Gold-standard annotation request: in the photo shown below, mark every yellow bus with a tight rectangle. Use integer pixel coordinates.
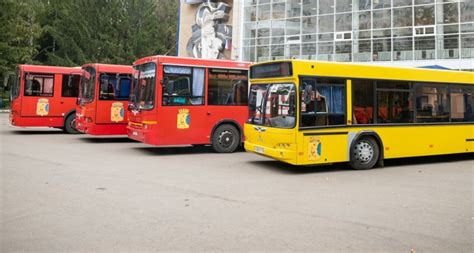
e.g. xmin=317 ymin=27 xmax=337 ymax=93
xmin=244 ymin=60 xmax=473 ymax=169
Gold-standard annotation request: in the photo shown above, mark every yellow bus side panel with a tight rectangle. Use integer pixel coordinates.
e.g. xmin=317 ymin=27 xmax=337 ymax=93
xmin=298 ymin=133 xmax=348 ymax=165
xmin=250 ymin=125 xmax=473 ymax=166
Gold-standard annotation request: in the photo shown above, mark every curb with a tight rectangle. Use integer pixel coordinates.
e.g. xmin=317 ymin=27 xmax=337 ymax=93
xmin=0 ymin=110 xmax=11 ymax=113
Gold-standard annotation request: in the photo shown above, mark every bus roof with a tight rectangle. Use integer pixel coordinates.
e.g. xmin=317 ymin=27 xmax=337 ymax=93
xmin=133 ymin=55 xmax=250 ymax=70
xmin=251 ymin=60 xmax=474 ymax=85
xmin=17 ymin=64 xmax=81 ymax=75
xmin=81 ymin=63 xmax=133 ymax=74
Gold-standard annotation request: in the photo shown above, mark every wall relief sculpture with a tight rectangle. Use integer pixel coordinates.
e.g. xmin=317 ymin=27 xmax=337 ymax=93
xmin=185 ymin=0 xmax=232 ymax=59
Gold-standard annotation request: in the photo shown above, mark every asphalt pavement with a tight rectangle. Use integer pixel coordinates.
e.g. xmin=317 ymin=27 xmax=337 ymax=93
xmin=1 ymin=113 xmax=473 ymax=252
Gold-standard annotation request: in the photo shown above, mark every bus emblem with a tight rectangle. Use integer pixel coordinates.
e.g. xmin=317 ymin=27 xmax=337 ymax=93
xmin=177 ymin=109 xmax=190 ymax=129
xmin=111 ymin=102 xmax=124 ymax=122
xmin=308 ymin=137 xmax=322 ymax=161
xmin=36 ymin=98 xmax=49 ymax=116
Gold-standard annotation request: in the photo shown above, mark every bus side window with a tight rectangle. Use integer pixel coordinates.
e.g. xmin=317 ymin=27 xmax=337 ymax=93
xmin=208 ymin=68 xmax=248 ymax=106
xmin=24 ymin=73 xmax=54 ymax=97
xmin=300 ymin=78 xmax=346 ymax=127
xmin=61 ymin=74 xmax=80 ymax=97
xmin=451 ymin=86 xmax=474 ymax=122
xmin=376 ymin=81 xmax=414 ymax=123
xmin=352 ymin=80 xmax=375 ymax=124
xmin=162 ymin=66 xmax=204 ymax=106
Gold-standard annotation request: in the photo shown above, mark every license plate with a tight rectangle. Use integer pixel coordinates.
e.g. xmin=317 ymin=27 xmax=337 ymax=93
xmin=132 ymin=131 xmax=138 ymax=136
xmin=254 ymin=146 xmax=264 ymax=154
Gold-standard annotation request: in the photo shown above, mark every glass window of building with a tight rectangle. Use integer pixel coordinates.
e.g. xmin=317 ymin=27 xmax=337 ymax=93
xmin=357 ymin=0 xmax=371 ymax=11
xmin=393 ymin=0 xmax=412 ymax=7
xmin=303 ymin=0 xmax=318 ymax=16
xmin=415 ymin=0 xmax=434 ymax=5
xmin=272 ymin=2 xmax=286 ymax=19
xmin=336 ymin=13 xmax=352 ymax=31
xmin=373 ymin=38 xmax=392 ymax=61
xmin=393 ymin=7 xmax=413 ymax=27
xmin=393 ymin=37 xmax=413 ymax=61
xmin=258 ymin=4 xmax=271 ymax=21
xmin=461 ymin=34 xmax=474 ymax=59
xmin=335 ymin=41 xmax=352 ymax=61
xmin=373 ymin=0 xmax=390 ymax=9
xmin=286 ymin=18 xmax=301 ymax=36
xmin=353 ymin=39 xmax=371 ymax=61
xmin=356 ymin=11 xmax=371 ymax=30
xmin=303 ymin=16 xmax=317 ymax=34
xmin=415 ymin=36 xmax=436 ymax=60
xmin=437 ymin=34 xmax=459 ymax=59
xmin=302 ymin=43 xmax=317 ymax=59
xmin=336 ymin=0 xmax=352 ymax=13
xmin=437 ymin=3 xmax=458 ymax=24
xmin=460 ymin=1 xmax=474 ymax=23
xmin=287 ymin=0 xmax=302 ymax=18
xmin=244 ymin=6 xmax=257 ymax=22
xmin=319 ymin=0 xmax=335 ymax=14
xmin=257 ymin=20 xmax=271 ymax=37
xmin=319 ymin=15 xmax=334 ymax=33
xmin=415 ymin=5 xmax=435 ymax=26
xmin=373 ymin=9 xmax=391 ymax=29
xmin=271 ymin=45 xmax=284 ymax=59
xmin=318 ymin=42 xmax=334 ymax=60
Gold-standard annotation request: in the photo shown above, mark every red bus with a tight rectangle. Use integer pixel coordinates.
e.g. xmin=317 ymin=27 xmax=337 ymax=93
xmin=76 ymin=64 xmax=133 ymax=135
xmin=127 ymin=56 xmax=250 ymax=153
xmin=9 ymin=65 xmax=82 ymax=133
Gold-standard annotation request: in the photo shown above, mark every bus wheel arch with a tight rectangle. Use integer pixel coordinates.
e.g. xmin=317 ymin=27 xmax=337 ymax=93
xmin=349 ymin=131 xmax=384 ymax=169
xmin=210 ymin=120 xmax=242 ymax=153
xmin=63 ymin=110 xmax=80 ymax=134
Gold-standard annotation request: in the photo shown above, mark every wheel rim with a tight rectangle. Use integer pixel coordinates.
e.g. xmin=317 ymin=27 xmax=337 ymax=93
xmin=218 ymin=130 xmax=235 ymax=149
xmin=70 ymin=118 xmax=77 ymax=130
xmin=354 ymin=140 xmax=374 ymax=164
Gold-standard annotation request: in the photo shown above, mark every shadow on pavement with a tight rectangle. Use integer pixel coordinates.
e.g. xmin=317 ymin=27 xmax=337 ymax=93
xmin=9 ymin=130 xmax=65 ymax=135
xmin=132 ymin=145 xmax=245 ymax=156
xmin=248 ymin=153 xmax=473 ymax=174
xmin=79 ymin=137 xmax=137 ymax=143
xmin=383 ymin=153 xmax=473 ymax=167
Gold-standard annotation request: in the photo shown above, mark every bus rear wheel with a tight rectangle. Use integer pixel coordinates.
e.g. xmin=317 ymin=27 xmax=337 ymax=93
xmin=64 ymin=113 xmax=80 ymax=134
xmin=349 ymin=137 xmax=379 ymax=170
xmin=211 ymin=124 xmax=240 ymax=153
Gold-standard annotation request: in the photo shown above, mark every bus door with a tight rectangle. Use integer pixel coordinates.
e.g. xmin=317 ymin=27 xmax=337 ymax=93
xmin=59 ymin=74 xmax=81 ymax=113
xmin=20 ymin=72 xmax=62 ymax=117
xmin=94 ymin=73 xmax=131 ymax=124
xmin=159 ymin=66 xmax=208 ymax=144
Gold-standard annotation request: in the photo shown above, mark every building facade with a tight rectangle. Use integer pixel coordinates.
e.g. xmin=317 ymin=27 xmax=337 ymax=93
xmin=179 ymin=0 xmax=474 ymax=70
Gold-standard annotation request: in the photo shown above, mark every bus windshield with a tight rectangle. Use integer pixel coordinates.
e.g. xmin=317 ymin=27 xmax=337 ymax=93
xmin=79 ymin=67 xmax=96 ymax=105
xmin=248 ymin=83 xmax=296 ymax=128
xmin=11 ymin=67 xmax=20 ymax=100
xmin=132 ymin=62 xmax=156 ymax=110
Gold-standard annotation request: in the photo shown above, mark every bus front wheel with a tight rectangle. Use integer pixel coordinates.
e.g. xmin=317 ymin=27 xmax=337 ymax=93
xmin=211 ymin=124 xmax=240 ymax=153
xmin=64 ymin=113 xmax=80 ymax=134
xmin=349 ymin=137 xmax=380 ymax=170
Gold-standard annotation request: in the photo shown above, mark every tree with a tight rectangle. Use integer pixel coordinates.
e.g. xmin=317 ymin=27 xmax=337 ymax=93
xmin=0 ymin=0 xmax=43 ymax=77
xmin=40 ymin=0 xmax=178 ymax=67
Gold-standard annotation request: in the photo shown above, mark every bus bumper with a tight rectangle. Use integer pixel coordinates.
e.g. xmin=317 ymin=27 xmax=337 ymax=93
xmin=244 ymin=141 xmax=297 ymax=164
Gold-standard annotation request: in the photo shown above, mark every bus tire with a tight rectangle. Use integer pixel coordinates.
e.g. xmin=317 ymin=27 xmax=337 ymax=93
xmin=64 ymin=113 xmax=80 ymax=134
xmin=211 ymin=124 xmax=240 ymax=153
xmin=349 ymin=136 xmax=379 ymax=170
